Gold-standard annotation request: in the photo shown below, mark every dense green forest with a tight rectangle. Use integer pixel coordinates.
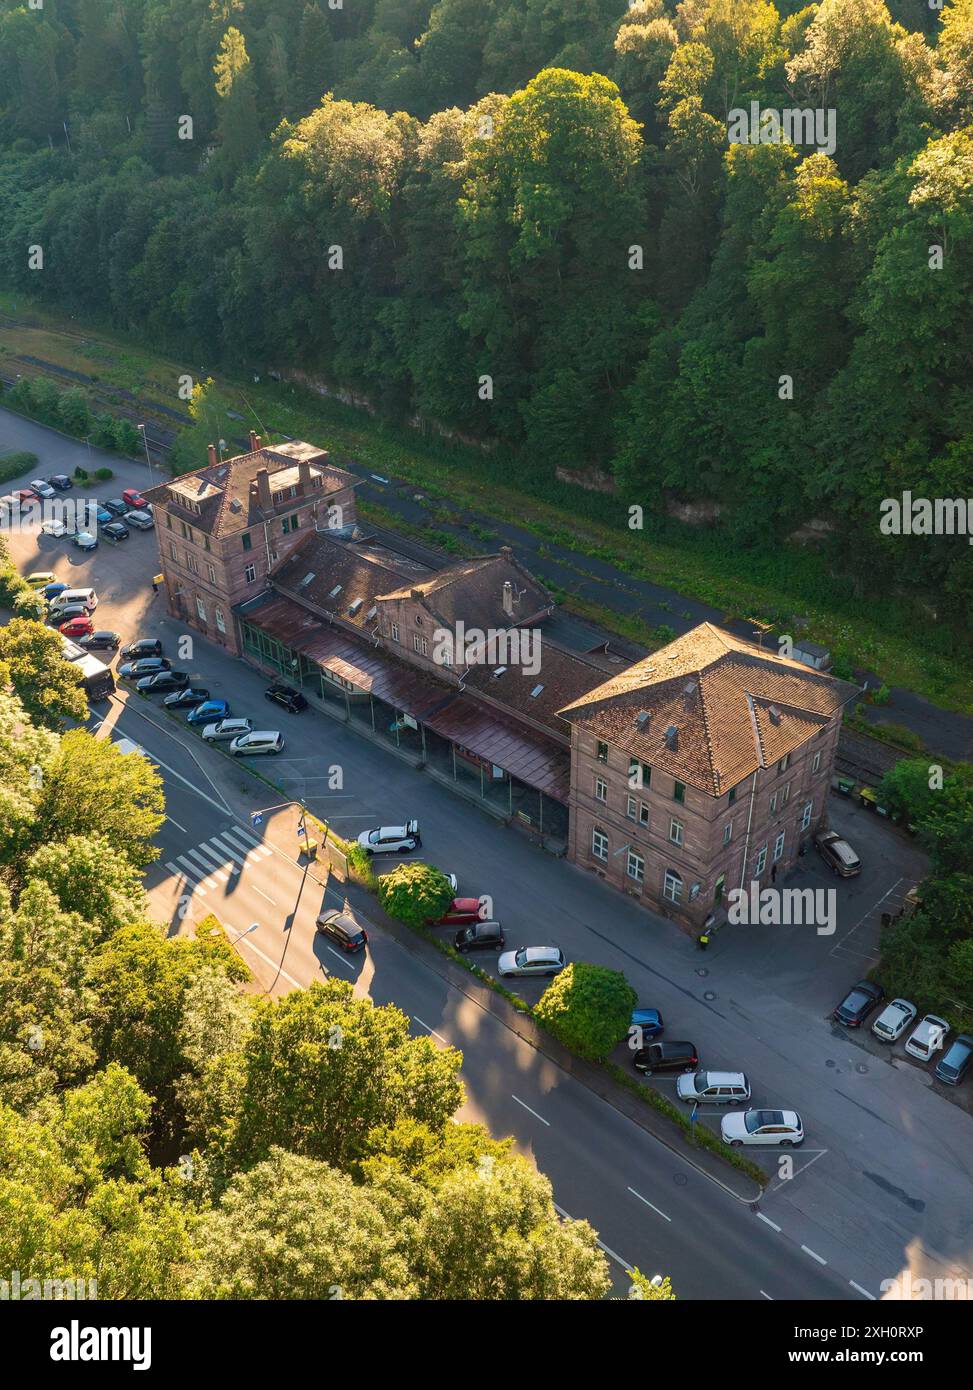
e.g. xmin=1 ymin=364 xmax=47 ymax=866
xmin=1 ymin=0 xmax=972 ymax=628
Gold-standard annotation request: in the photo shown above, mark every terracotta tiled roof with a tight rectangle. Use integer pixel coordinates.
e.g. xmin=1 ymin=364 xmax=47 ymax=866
xmin=270 ymin=531 xmax=432 ymax=633
xmin=558 ymin=623 xmax=858 ymax=795
xmin=461 ymin=641 xmax=608 ymax=739
xmin=378 ymin=551 xmax=554 ymax=632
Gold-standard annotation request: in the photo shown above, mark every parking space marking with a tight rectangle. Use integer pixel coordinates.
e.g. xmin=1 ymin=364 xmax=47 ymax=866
xmin=829 ymin=876 xmax=905 ymax=963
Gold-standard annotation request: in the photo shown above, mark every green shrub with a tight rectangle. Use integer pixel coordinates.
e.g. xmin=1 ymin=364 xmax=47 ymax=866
xmin=112 ymin=418 xmax=141 ymax=455
xmin=94 ymin=466 xmax=113 ymax=480
xmin=57 ymin=387 xmax=92 ymax=437
xmin=377 ymin=860 xmax=454 ymax=928
xmin=535 ymin=962 xmax=637 ymax=1061
xmin=0 ymin=450 xmax=39 ymax=483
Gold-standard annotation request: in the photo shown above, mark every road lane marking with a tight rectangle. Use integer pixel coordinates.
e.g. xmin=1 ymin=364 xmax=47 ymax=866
xmin=627 ymin=1187 xmax=671 ymax=1222
xmin=511 ymin=1094 xmax=550 ymax=1126
xmin=413 ymin=1015 xmax=449 ymax=1044
xmin=165 ymin=858 xmax=211 ymax=892
xmin=552 ymin=1203 xmax=632 ymax=1274
xmin=757 ymin=1212 xmax=782 ymax=1233
xmin=326 ymin=946 xmax=353 ymax=970
xmin=166 ymin=815 xmax=187 ymax=833
xmin=253 ymin=886 xmax=276 ymax=905
xmin=223 ymin=826 xmax=272 ymax=858
xmin=849 ymin=1280 xmax=876 ymax=1300
xmin=801 ymin=1245 xmax=827 ymax=1265
xmin=760 ymin=1290 xmax=773 ymax=1300
xmin=191 ymin=843 xmax=233 ymax=875
xmin=184 ymin=848 xmax=226 ymax=884
xmin=233 ymin=932 xmax=303 ymax=990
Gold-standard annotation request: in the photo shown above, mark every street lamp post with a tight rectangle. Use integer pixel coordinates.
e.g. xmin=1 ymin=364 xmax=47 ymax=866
xmin=137 ymin=423 xmax=154 ymax=488
xmin=228 ymin=922 xmax=260 ymax=945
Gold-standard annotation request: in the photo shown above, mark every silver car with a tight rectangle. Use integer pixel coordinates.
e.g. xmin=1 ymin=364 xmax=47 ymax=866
xmin=872 ymin=998 xmax=917 ymax=1043
xmin=202 ymin=718 xmax=253 ymax=743
xmin=497 ymin=945 xmax=566 ymax=979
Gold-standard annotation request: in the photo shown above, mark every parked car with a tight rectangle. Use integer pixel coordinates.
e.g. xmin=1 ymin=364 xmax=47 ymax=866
xmin=630 ymin=1007 xmax=664 ymax=1041
xmin=162 ymin=687 xmax=210 ymax=709
xmin=935 ymin=1034 xmax=973 ymax=1086
xmin=228 ymin=730 xmax=284 ymax=756
xmin=428 ymin=897 xmax=490 ymax=926
xmin=633 ymin=1041 xmax=698 ymax=1075
xmin=265 ymin=682 xmax=308 ymax=714
xmin=187 ymin=699 xmax=230 ymax=726
xmin=201 ymin=717 xmax=252 ymax=743
xmin=120 ymin=638 xmax=163 ymax=660
xmin=76 ymin=630 xmax=121 ymax=652
xmin=41 ymin=519 xmax=70 ymax=538
xmin=871 ymin=998 xmax=917 ymax=1043
xmin=814 ymin=829 xmax=862 ymax=877
xmin=49 ymin=586 xmax=98 ymax=614
xmin=497 ymin=945 xmax=566 ymax=978
xmin=833 ymin=979 xmax=884 ymax=1027
xmin=29 ymin=478 xmax=56 ymax=499
xmin=13 ymin=489 xmax=34 ymax=505
xmin=136 ymin=670 xmax=190 ymax=693
xmin=49 ymin=474 xmax=73 ymax=491
xmin=122 ymin=488 xmax=149 ymax=509
xmin=676 ymin=1071 xmax=751 ymax=1105
xmin=102 ymin=520 xmax=130 ymax=543
xmin=125 ymin=509 xmax=154 ymax=530
xmin=50 ymin=604 xmax=93 ymax=627
xmin=119 ymin=656 xmax=171 ymax=679
xmin=904 ymin=1014 xmax=950 ymax=1062
xmin=722 ymin=1109 xmax=804 ymax=1147
xmin=103 ymin=498 xmax=129 ymax=517
xmin=357 ymin=821 xmax=421 ymax=855
xmin=316 ymin=908 xmax=368 ymax=953
xmin=95 ymin=506 xmax=114 ymax=527
xmin=25 ymin=571 xmax=56 ymax=589
xmin=59 ymin=616 xmax=94 ymax=637
xmin=454 ymin=921 xmax=505 ymax=953
xmin=41 ymin=581 xmax=68 ymax=601
xmin=71 ymin=531 xmax=98 ymax=551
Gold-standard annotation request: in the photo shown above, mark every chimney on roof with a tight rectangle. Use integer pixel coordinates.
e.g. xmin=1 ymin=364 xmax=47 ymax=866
xmin=207 ymin=443 xmax=217 ymax=467
xmin=769 ymin=704 xmax=781 ymax=726
xmin=664 ymin=724 xmax=679 ymax=751
xmin=502 ymin=580 xmax=514 ymax=618
xmin=500 ymin=545 xmax=512 ymax=557
xmin=410 ymin=588 xmax=423 ymax=600
xmin=249 ymin=430 xmax=261 ymax=452
xmin=298 ymin=458 xmax=312 ymax=493
xmin=255 ymin=467 xmax=272 ymax=512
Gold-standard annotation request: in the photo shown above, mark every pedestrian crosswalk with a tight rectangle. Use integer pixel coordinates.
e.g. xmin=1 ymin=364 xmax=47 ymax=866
xmin=165 ymin=825 xmax=273 ymax=894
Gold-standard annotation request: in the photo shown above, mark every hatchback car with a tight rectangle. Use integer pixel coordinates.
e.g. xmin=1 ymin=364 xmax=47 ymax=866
xmin=872 ymin=998 xmax=917 ymax=1043
xmin=497 ymin=945 xmax=566 ymax=978
xmin=77 ymin=630 xmax=121 ymax=652
xmin=119 ymin=656 xmax=171 ymax=679
xmin=163 ymin=687 xmax=210 ymax=709
xmin=630 ymin=1007 xmax=664 ymax=1041
xmin=815 ymin=829 xmax=861 ymax=877
xmin=136 ymin=670 xmax=189 ymax=693
xmin=125 ymin=509 xmax=154 ymax=530
xmin=187 ymin=699 xmax=230 ymax=726
xmin=833 ymin=979 xmax=884 ymax=1027
xmin=454 ymin=921 xmax=505 ymax=953
xmin=122 ymin=488 xmax=149 ymax=509
xmin=265 ymin=683 xmax=308 ymax=713
xmin=429 ymin=897 xmax=490 ymax=926
xmin=120 ymin=638 xmax=163 ymax=660
xmin=102 ymin=520 xmax=130 ymax=543
xmin=59 ymin=615 xmax=94 ymax=637
xmin=935 ymin=1034 xmax=973 ymax=1086
xmin=633 ymin=1041 xmax=698 ymax=1075
xmin=676 ymin=1071 xmax=751 ymax=1105
xmin=316 ymin=908 xmax=368 ymax=953
xmin=41 ymin=519 xmax=70 ymax=538
xmin=29 ymin=478 xmax=56 ymax=499
xmin=42 ymin=581 xmax=69 ymax=601
xmin=904 ymin=1014 xmax=950 ymax=1062
xmin=228 ymin=730 xmax=284 ymax=756
xmin=722 ymin=1109 xmax=804 ymax=1147
xmin=357 ymin=821 xmax=421 ymax=855
xmin=50 ymin=604 xmax=92 ymax=627
xmin=201 ymin=717 xmax=252 ymax=743
xmin=25 ymin=570 xmax=57 ymax=589
xmin=95 ymin=506 xmax=114 ymax=527
xmin=72 ymin=531 xmax=98 ymax=551
xmin=49 ymin=474 xmax=73 ymax=491
xmin=104 ymin=498 xmax=129 ymax=517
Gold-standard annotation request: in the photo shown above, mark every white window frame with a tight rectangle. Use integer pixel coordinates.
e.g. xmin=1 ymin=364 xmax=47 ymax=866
xmin=812 ymin=751 xmax=821 ymax=774
xmin=390 ymin=622 xmax=399 ymax=643
xmin=663 ymin=870 xmax=682 ymax=903
xmin=669 ymin=818 xmax=683 ymax=847
xmin=773 ymin=831 xmax=785 ymax=862
xmin=594 ymin=777 xmax=608 ymax=804
xmin=195 ymin=597 xmax=207 ymax=622
xmin=244 ymin=563 xmax=256 ymax=584
xmin=626 ymin=850 xmax=645 ymax=884
xmin=769 ymin=791 xmax=778 ymax=813
xmin=755 ymin=846 xmax=767 ymax=876
xmin=215 ymin=606 xmax=226 ymax=634
xmin=722 ymin=822 xmax=732 ymax=845
xmin=207 ymin=562 xmax=217 ymax=585
xmin=626 ymin=795 xmax=637 ymax=820
xmin=591 ymin=827 xmax=608 ymax=862
xmin=801 ymin=800 xmax=813 ymax=831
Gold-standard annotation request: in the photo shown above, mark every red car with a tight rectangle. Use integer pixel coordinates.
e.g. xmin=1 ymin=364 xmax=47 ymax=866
xmin=428 ymin=896 xmax=490 ymax=926
xmin=59 ymin=616 xmax=94 ymax=637
xmin=122 ymin=488 xmax=149 ymax=509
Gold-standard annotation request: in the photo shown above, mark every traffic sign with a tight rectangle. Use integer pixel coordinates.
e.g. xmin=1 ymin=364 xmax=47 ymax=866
xmin=250 ymin=812 xmax=263 ymax=827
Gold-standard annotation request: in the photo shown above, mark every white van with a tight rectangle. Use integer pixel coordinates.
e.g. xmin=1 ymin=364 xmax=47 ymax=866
xmin=49 ymin=587 xmax=98 ymax=613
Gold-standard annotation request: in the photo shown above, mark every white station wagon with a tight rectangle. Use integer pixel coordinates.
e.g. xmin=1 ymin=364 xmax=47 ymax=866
xmin=721 ymin=1109 xmax=804 ymax=1147
xmin=498 ymin=945 xmax=566 ymax=979
xmin=202 ymin=718 xmax=253 ymax=743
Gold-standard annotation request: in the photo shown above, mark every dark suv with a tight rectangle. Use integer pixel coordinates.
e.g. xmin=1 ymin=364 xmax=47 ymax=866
xmin=633 ymin=1041 xmax=699 ymax=1074
xmin=265 ymin=682 xmax=308 ymax=714
xmin=316 ymin=909 xmax=367 ymax=953
xmin=454 ymin=921 xmax=505 ymax=953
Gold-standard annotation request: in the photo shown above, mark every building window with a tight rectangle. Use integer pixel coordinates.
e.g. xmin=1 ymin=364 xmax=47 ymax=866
xmin=663 ymin=870 xmax=682 ymax=903
xmin=186 ymin=552 xmax=198 ymax=574
xmin=596 ymin=740 xmax=609 ymax=764
xmin=780 ymin=783 xmax=790 ymax=806
xmin=196 ymin=597 xmax=207 ymax=623
xmin=207 ymin=563 xmax=217 ymax=584
xmin=773 ymin=831 xmax=785 ymax=862
xmin=673 ymin=780 xmax=686 ymax=803
xmin=812 ymin=752 xmax=821 ymax=774
xmin=390 ymin=623 xmax=399 ymax=643
xmin=244 ymin=563 xmax=256 ymax=584
xmin=626 ymin=796 xmax=637 ymax=820
xmin=669 ymin=818 xmax=683 ymax=847
xmin=778 ymin=753 xmax=790 ymax=774
xmin=728 ymin=785 xmax=736 ymax=804
xmin=592 ymin=827 xmax=608 ymax=862
xmin=169 ymin=541 xmax=177 ymax=561
xmin=242 ymin=532 xmax=252 ymax=551
xmin=282 ymin=514 xmax=299 ymax=534
xmin=713 ymin=873 xmax=725 ymax=904
xmin=413 ymin=634 xmax=428 ymax=656
xmin=627 ymin=850 xmax=645 ymax=884
xmin=755 ymin=846 xmax=767 ymax=876
xmin=215 ymin=606 xmax=226 ymax=634
xmin=722 ymin=822 xmax=732 ymax=845
xmin=639 ymin=801 xmax=650 ymax=827
xmin=801 ymin=800 xmax=813 ymax=831
xmin=166 ymin=513 xmax=172 ymax=529
xmin=769 ymin=792 xmax=778 ymax=814
xmin=594 ymin=777 xmax=608 ymax=803
xmin=629 ymin=760 xmax=651 ymax=789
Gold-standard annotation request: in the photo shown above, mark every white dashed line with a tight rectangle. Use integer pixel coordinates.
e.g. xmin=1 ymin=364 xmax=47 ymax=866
xmin=627 ymin=1187 xmax=672 ymax=1222
xmin=413 ymin=1016 xmax=449 ymax=1045
xmin=760 ymin=1290 xmax=773 ymax=1300
xmin=253 ymin=886 xmax=276 ymax=905
xmin=166 ymin=815 xmax=187 ymax=833
xmin=757 ymin=1212 xmax=782 ymax=1232
xmin=511 ymin=1094 xmax=550 ymax=1126
xmin=326 ymin=946 xmax=353 ymax=970
xmin=552 ymin=1203 xmax=632 ymax=1274
xmin=801 ymin=1245 xmax=827 ymax=1266
xmin=849 ymin=1280 xmax=876 ymax=1300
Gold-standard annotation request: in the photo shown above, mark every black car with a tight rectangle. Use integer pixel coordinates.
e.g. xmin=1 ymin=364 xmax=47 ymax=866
xmin=633 ymin=1041 xmax=699 ymax=1074
xmin=49 ymin=603 xmax=91 ymax=626
xmin=833 ymin=979 xmax=884 ymax=1027
xmin=265 ymin=683 xmax=308 ymax=713
xmin=119 ymin=656 xmax=171 ymax=679
xmin=454 ymin=921 xmax=505 ymax=953
xmin=163 ymin=686 xmax=210 ymax=709
xmin=102 ymin=520 xmax=130 ymax=543
xmin=104 ymin=497 xmax=129 ymax=517
xmin=316 ymin=909 xmax=368 ymax=953
xmin=137 ymin=670 xmax=189 ymax=693
xmin=49 ymin=474 xmax=73 ymax=491
xmin=120 ymin=638 xmax=163 ymax=661
xmin=77 ymin=630 xmax=121 ymax=651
